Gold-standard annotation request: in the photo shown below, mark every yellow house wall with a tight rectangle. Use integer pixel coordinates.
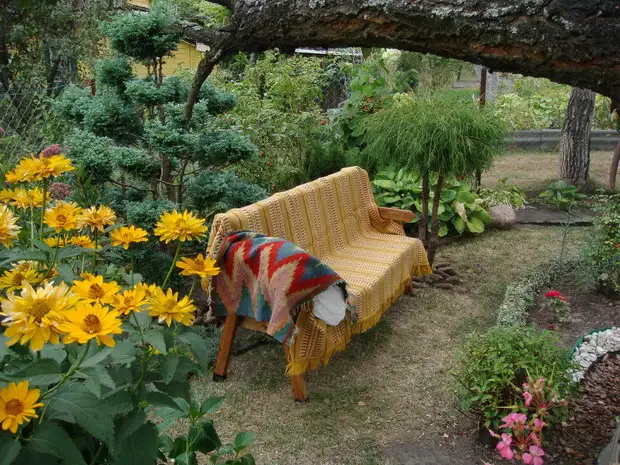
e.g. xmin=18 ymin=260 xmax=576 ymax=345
xmin=133 ymin=41 xmax=203 ymax=77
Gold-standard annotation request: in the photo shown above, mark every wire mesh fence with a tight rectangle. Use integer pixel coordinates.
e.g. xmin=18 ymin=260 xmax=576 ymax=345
xmin=0 ymin=81 xmax=70 ymax=167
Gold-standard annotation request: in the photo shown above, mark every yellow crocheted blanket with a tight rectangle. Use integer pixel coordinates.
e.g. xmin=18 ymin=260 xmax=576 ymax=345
xmin=207 ymin=166 xmax=432 ymax=375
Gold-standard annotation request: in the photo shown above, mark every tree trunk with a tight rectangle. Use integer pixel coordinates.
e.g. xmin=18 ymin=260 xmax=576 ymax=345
xmin=418 ymin=172 xmax=430 ymax=246
xmin=427 ymin=174 xmax=444 ymax=266
xmin=610 ymin=140 xmax=620 ymax=192
xmin=180 ymin=0 xmax=620 ymax=113
xmin=558 ymin=87 xmax=595 ymax=187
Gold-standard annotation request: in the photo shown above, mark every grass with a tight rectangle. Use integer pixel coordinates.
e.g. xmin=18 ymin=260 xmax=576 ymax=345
xmin=483 ymin=150 xmax=615 ymax=193
xmin=183 ymin=227 xmax=587 ymax=465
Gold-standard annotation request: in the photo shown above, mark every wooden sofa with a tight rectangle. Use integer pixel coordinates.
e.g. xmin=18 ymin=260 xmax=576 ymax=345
xmin=206 ymin=166 xmax=431 ymax=400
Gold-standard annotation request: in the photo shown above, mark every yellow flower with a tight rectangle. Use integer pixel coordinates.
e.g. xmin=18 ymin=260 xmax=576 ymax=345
xmin=0 ymin=267 xmax=44 ymax=292
xmin=44 ymin=201 xmax=82 ymax=232
xmin=0 ymin=381 xmax=44 ymax=434
xmin=68 ymin=235 xmax=98 ymax=249
xmin=176 ymin=253 xmax=221 ymax=279
xmin=0 ymin=205 xmax=20 ymax=248
xmin=0 ymin=281 xmax=78 ymax=351
xmin=11 ymin=154 xmax=74 ymax=182
xmin=9 ymin=188 xmax=47 ymax=210
xmin=154 ymin=210 xmax=207 ymax=244
xmin=147 ymin=287 xmax=195 ymax=326
xmin=110 ymin=225 xmax=148 ymax=250
xmin=58 ymin=302 xmax=123 ymax=347
xmin=0 ymin=189 xmax=15 ymax=203
xmin=134 ymin=282 xmax=159 ymax=300
xmin=72 ymin=275 xmax=120 ymax=305
xmin=43 ymin=235 xmax=69 ymax=248
xmin=112 ymin=288 xmax=147 ymax=315
xmin=77 ymin=205 xmax=117 ymax=232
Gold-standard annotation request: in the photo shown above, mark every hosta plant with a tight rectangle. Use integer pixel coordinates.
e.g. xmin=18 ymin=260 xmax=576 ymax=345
xmin=373 ymin=169 xmax=490 ymax=236
xmin=539 ymin=181 xmax=586 ymax=211
xmin=0 ymin=150 xmax=255 ymax=465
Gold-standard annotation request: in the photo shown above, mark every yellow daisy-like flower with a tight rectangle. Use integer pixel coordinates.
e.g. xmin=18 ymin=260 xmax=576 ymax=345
xmin=176 ymin=253 xmax=221 ymax=279
xmin=112 ymin=288 xmax=147 ymax=315
xmin=0 ymin=381 xmax=44 ymax=434
xmin=68 ymin=235 xmax=98 ymax=249
xmin=11 ymin=154 xmax=74 ymax=182
xmin=58 ymin=302 xmax=123 ymax=347
xmin=44 ymin=201 xmax=82 ymax=232
xmin=154 ymin=210 xmax=207 ymax=244
xmin=0 ymin=189 xmax=15 ymax=203
xmin=0 ymin=204 xmax=20 ymax=248
xmin=110 ymin=225 xmax=148 ymax=250
xmin=0 ymin=281 xmax=79 ymax=351
xmin=71 ymin=275 xmax=120 ymax=305
xmin=77 ymin=205 xmax=117 ymax=232
xmin=147 ymin=287 xmax=196 ymax=326
xmin=134 ymin=282 xmax=159 ymax=300
xmin=43 ymin=235 xmax=69 ymax=248
xmin=0 ymin=267 xmax=44 ymax=292
xmin=9 ymin=187 xmax=47 ymax=210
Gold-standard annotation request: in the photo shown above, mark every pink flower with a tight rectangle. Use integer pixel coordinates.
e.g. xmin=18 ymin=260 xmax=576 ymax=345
xmin=41 ymin=144 xmax=62 ymax=158
xmin=533 ymin=418 xmax=546 ymax=430
xmin=496 ymin=434 xmax=514 ymax=460
xmin=545 ymin=290 xmax=561 ymax=298
xmin=500 ymin=412 xmax=528 ymax=429
xmin=522 ymin=445 xmax=545 ymax=465
xmin=523 ymin=391 xmax=533 ymax=407
xmin=489 ymin=429 xmax=500 ymax=439
xmin=559 ymin=399 xmax=567 ymax=406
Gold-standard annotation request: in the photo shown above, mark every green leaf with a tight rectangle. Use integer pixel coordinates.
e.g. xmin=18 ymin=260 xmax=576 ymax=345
xmin=144 ymin=391 xmax=184 ymax=410
xmin=109 ymin=340 xmax=138 ymax=365
xmin=200 ymin=397 xmax=224 ymax=414
xmin=105 ymin=391 xmax=135 ymax=416
xmin=54 ymin=264 xmax=77 ymax=284
xmin=79 ymin=366 xmax=115 ymax=398
xmin=4 ymin=358 xmax=62 ymax=386
xmin=47 ymin=390 xmax=115 ymax=445
xmin=153 ymin=380 xmax=190 ymax=402
xmin=440 ymin=189 xmax=457 ymax=202
xmin=177 ymin=330 xmax=212 ymax=369
xmin=233 ymin=432 xmax=256 ymax=453
xmin=29 ymin=422 xmax=87 ymax=465
xmin=171 ymin=452 xmax=198 ymax=465
xmin=160 ymin=356 xmax=179 ymax=384
xmin=438 ymin=223 xmax=449 ymax=237
xmin=0 ymin=433 xmax=21 ymax=465
xmin=158 ymin=434 xmax=174 ymax=454
xmin=455 ymin=191 xmax=476 ymax=204
xmin=238 ymin=455 xmax=256 ymax=465
xmin=112 ymin=423 xmax=158 ymax=465
xmin=372 ymin=179 xmax=396 ymax=190
xmin=131 ymin=310 xmax=152 ymax=331
xmin=453 ymin=216 xmax=465 ymax=234
xmin=115 ymin=408 xmax=146 ymax=443
xmin=0 ymin=334 xmax=10 ymax=362
xmin=188 ymin=421 xmax=221 ymax=454
xmin=153 ymin=406 xmax=186 ymax=433
xmin=81 ymin=347 xmax=114 ymax=368
xmin=466 ymin=216 xmax=485 ymax=233
xmin=56 ymin=246 xmax=89 ymax=261
xmin=144 ymin=328 xmax=167 ymax=355
xmin=41 ymin=343 xmax=67 ymax=364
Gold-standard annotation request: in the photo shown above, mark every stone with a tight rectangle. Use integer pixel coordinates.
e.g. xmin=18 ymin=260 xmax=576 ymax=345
xmin=435 ymin=283 xmax=454 ymax=290
xmin=488 ymin=204 xmax=516 ymax=229
xmin=434 ymin=262 xmax=451 ymax=269
xmin=445 ymin=276 xmax=463 ymax=285
xmin=434 ymin=270 xmax=451 ymax=279
xmin=413 ymin=282 xmax=430 ymax=289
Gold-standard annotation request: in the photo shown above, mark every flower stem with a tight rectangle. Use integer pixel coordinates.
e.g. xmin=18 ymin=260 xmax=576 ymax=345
xmin=44 ymin=245 xmax=59 ymax=279
xmin=130 ymin=254 xmax=135 ymax=286
xmin=92 ymin=230 xmax=99 ymax=272
xmin=42 ymin=340 xmax=91 ymax=400
xmin=188 ymin=277 xmax=197 ymax=298
xmin=39 ymin=178 xmax=48 ymax=241
xmin=161 ymin=240 xmax=181 ymax=289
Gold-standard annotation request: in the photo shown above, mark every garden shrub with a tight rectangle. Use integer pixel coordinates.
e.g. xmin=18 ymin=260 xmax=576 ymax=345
xmin=454 ymin=326 xmax=573 ymax=429
xmin=478 ymin=178 xmax=527 ymax=209
xmin=581 ymin=194 xmax=620 ymax=294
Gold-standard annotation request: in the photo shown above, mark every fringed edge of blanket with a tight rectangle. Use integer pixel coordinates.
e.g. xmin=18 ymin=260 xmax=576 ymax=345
xmin=284 ymin=263 xmax=432 ymax=376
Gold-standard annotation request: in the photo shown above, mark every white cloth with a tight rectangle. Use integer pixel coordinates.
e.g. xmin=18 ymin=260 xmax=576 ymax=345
xmin=312 ymin=284 xmax=347 ymax=326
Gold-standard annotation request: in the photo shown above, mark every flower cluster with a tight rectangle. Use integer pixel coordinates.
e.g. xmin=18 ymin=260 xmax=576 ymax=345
xmin=544 ymin=290 xmax=571 ymax=323
xmin=489 ymin=378 xmax=567 ymax=465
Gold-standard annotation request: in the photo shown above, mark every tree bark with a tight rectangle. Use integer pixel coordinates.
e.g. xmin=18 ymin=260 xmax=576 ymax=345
xmin=558 ymin=87 xmax=595 ymax=188
xmin=182 ymin=0 xmax=620 ymax=109
xmin=418 ymin=172 xmax=430 ymax=246
xmin=610 ymin=140 xmax=620 ymax=192
xmin=427 ymin=174 xmax=444 ymax=266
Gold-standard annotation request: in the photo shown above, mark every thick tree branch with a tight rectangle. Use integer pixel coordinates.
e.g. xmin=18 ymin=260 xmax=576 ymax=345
xmin=185 ymin=46 xmax=229 ymax=121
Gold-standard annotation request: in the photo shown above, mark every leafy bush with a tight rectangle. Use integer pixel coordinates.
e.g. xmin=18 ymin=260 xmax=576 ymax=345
xmin=95 ymin=56 xmax=134 ymax=91
xmin=539 ymin=180 xmax=586 ymax=210
xmin=581 ymin=194 xmax=620 ymax=294
xmin=372 ymin=169 xmax=491 ymax=236
xmin=454 ymin=326 xmax=573 ymax=429
xmin=479 ymin=178 xmax=527 ymax=209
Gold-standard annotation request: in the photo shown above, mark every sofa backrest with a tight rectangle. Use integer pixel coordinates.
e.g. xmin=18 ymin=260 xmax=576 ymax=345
xmin=207 ymin=166 xmax=381 ymax=259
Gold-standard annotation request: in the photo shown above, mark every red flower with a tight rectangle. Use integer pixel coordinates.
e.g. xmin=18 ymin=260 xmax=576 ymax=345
xmin=545 ymin=290 xmax=561 ymax=298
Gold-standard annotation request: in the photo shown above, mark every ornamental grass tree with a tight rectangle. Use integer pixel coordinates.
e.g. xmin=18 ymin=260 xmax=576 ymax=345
xmin=364 ymin=92 xmax=506 ymax=263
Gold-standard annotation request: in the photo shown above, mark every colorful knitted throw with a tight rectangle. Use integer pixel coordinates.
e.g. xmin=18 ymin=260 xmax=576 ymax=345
xmin=214 ymin=231 xmax=346 ymax=343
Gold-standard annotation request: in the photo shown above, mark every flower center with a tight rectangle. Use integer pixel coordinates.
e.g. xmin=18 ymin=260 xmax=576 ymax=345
xmin=11 ymin=272 xmax=25 ymax=286
xmin=123 ymin=296 xmax=134 ymax=306
xmin=30 ymin=300 xmax=51 ymax=322
xmin=88 ymin=283 xmax=105 ymax=299
xmin=163 ymin=298 xmax=177 ymax=311
xmin=57 ymin=214 xmax=67 ymax=224
xmin=5 ymin=399 xmax=24 ymax=416
xmin=83 ymin=314 xmax=101 ymax=333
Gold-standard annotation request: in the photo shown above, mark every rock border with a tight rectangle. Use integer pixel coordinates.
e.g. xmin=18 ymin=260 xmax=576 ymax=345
xmin=570 ymin=327 xmax=620 ymax=382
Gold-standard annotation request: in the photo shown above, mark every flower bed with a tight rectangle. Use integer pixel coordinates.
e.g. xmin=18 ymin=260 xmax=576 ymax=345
xmin=570 ymin=327 xmax=620 ymax=381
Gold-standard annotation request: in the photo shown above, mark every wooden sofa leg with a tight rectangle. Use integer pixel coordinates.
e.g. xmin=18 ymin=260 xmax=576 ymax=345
xmin=404 ymin=280 xmax=413 ymax=295
xmin=213 ymin=315 xmax=239 ymax=382
xmin=289 ymin=374 xmax=308 ymax=402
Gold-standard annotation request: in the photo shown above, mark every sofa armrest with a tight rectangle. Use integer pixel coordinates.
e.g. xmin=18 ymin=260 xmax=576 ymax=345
xmin=378 ymin=207 xmax=415 ymax=223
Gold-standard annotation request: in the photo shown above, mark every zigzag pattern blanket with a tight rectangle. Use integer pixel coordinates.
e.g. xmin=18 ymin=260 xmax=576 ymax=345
xmin=214 ymin=231 xmax=347 ymax=343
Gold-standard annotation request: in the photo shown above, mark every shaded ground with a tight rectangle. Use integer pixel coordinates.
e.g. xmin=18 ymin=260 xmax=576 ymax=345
xmin=483 ymin=150 xmax=616 ymax=193
xmin=515 ymin=206 xmax=594 ymax=226
xmin=182 ymin=227 xmax=587 ymax=464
